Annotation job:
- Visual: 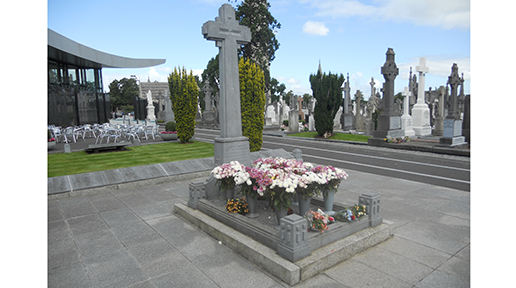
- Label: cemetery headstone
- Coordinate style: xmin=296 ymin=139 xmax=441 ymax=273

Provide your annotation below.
xmin=341 ymin=74 xmax=354 ymax=130
xmin=432 ymin=86 xmax=445 ymax=136
xmin=163 ymin=89 xmax=174 ymax=122
xmin=400 ymin=86 xmax=416 ymax=137
xmin=200 ymin=79 xmax=218 ymax=128
xmin=370 ymin=48 xmax=403 ymax=140
xmin=354 ymin=91 xmax=365 ymax=131
xmin=202 ymin=3 xmax=252 ymax=166
xmin=439 ymin=63 xmax=467 ymax=147
xmin=411 ymin=58 xmax=432 ymax=136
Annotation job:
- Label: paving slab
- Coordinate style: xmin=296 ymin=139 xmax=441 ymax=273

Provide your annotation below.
xmin=47 ymin=154 xmax=470 ymax=287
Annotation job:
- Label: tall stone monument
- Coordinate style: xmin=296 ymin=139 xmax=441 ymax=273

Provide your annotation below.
xmin=340 ymin=73 xmax=354 ymax=131
xmin=202 ymin=4 xmax=252 ymax=166
xmin=200 ymin=79 xmax=218 ymax=128
xmin=439 ymin=63 xmax=467 ymax=147
xmin=433 ymin=86 xmax=445 ymax=136
xmin=411 ymin=58 xmax=432 ymax=136
xmin=369 ymin=48 xmax=403 ymax=144
xmin=146 ymin=90 xmax=156 ymax=122
xmin=400 ymin=87 xmax=416 ymax=137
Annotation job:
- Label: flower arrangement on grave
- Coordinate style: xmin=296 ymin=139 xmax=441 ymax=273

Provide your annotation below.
xmin=384 ymin=136 xmax=411 ymax=143
xmin=251 ymin=157 xmax=307 ymax=209
xmin=311 ymin=165 xmax=348 ymax=196
xmin=280 ymin=124 xmax=286 ymax=131
xmin=234 ymin=167 xmax=266 ymax=198
xmin=302 ymin=123 xmax=309 ymax=132
xmin=225 ymin=197 xmax=249 ymax=215
xmin=211 ymin=161 xmax=246 ymax=191
xmin=304 ymin=209 xmax=335 ymax=233
xmin=334 ymin=205 xmax=367 ymax=222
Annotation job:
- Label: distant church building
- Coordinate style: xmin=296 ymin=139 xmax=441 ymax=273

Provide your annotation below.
xmin=47 ymin=28 xmax=165 ymax=127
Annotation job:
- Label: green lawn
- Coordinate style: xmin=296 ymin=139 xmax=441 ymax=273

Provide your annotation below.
xmin=289 ymin=132 xmax=371 ymax=142
xmin=48 ymin=141 xmax=214 ymax=177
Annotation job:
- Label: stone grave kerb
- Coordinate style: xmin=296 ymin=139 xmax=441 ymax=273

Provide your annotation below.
xmin=202 ymin=4 xmax=252 ymax=167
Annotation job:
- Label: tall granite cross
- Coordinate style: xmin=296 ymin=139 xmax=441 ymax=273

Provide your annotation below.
xmin=380 ymin=48 xmax=399 ymax=115
xmin=372 ymin=48 xmax=403 ymax=139
xmin=201 ymin=79 xmax=213 ymax=111
xmin=447 ymin=63 xmax=461 ymax=120
xmin=202 ymin=4 xmax=252 ymax=166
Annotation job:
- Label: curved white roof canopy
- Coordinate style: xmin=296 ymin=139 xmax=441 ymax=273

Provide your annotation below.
xmin=48 ymin=28 xmax=166 ymax=68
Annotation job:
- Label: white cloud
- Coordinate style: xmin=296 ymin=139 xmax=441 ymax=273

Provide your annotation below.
xmin=302 ymin=21 xmax=330 ymax=36
xmin=302 ymin=0 xmax=470 ymax=30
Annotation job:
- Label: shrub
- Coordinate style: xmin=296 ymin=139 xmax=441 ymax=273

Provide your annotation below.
xmin=168 ymin=67 xmax=198 ymax=143
xmin=239 ymin=58 xmax=265 ymax=152
xmin=283 ymin=120 xmax=288 ymax=126
xmin=165 ymin=121 xmax=177 ymax=132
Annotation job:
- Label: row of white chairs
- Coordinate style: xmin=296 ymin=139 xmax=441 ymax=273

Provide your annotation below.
xmin=48 ymin=124 xmax=159 ymax=144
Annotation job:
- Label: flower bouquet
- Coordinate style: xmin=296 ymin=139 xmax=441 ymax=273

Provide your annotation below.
xmin=225 ymin=197 xmax=249 ymax=215
xmin=211 ymin=161 xmax=246 ymax=191
xmin=304 ymin=209 xmax=335 ymax=233
xmin=311 ymin=165 xmax=348 ymax=195
xmin=334 ymin=205 xmax=367 ymax=222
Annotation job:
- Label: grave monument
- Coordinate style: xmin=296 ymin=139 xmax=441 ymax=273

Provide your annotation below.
xmin=340 ymin=74 xmax=354 ymax=131
xmin=369 ymin=48 xmax=404 ymax=145
xmin=199 ymin=79 xmax=219 ymax=128
xmin=439 ymin=63 xmax=467 ymax=147
xmin=146 ymin=90 xmax=156 ymax=122
xmin=202 ymin=3 xmax=252 ymax=166
xmin=400 ymin=86 xmax=416 ymax=137
xmin=411 ymin=58 xmax=432 ymax=136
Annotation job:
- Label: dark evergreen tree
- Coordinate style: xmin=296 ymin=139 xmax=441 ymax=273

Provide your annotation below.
xmin=309 ymin=70 xmax=345 ymax=136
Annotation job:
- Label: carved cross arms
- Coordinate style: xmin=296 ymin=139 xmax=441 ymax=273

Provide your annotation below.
xmin=202 ymin=4 xmax=251 ymax=46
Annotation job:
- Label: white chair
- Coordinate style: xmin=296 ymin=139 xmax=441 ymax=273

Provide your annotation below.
xmin=82 ymin=124 xmax=96 ymax=138
xmin=63 ymin=126 xmax=76 ymax=143
xmin=143 ymin=125 xmax=157 ymax=140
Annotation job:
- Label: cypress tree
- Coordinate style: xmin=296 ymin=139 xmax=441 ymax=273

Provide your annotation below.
xmin=239 ymin=58 xmax=265 ymax=152
xmin=168 ymin=67 xmax=198 ymax=143
xmin=309 ymin=70 xmax=345 ymax=136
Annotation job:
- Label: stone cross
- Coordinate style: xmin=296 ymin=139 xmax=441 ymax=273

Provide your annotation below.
xmin=415 ymin=57 xmax=429 ymax=105
xmin=202 ymin=4 xmax=251 ymax=138
xmin=344 ymin=73 xmax=351 ymax=113
xmin=369 ymin=77 xmax=376 ymax=99
xmin=380 ymin=48 xmax=399 ymax=114
xmin=201 ymin=79 xmax=213 ymax=111
xmin=446 ymin=63 xmax=461 ymax=120
xmin=402 ymin=86 xmax=411 ymax=116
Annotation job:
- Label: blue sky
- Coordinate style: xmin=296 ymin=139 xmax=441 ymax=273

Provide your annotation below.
xmin=48 ymin=0 xmax=470 ymax=99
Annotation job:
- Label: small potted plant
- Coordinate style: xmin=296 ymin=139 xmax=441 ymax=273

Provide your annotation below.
xmin=160 ymin=121 xmax=178 ymax=141
xmin=48 ymin=129 xmax=56 ymax=150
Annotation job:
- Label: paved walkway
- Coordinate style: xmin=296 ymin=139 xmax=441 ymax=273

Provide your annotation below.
xmin=48 ymin=164 xmax=470 ymax=287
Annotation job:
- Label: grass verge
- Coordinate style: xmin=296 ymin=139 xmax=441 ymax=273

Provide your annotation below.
xmin=289 ymin=132 xmax=371 ymax=142
xmin=48 ymin=141 xmax=214 ymax=177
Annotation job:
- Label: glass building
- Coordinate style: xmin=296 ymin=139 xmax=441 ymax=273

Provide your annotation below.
xmin=48 ymin=29 xmax=165 ymax=127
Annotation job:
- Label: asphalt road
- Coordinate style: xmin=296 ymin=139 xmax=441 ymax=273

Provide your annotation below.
xmin=194 ymin=129 xmax=471 ymax=192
